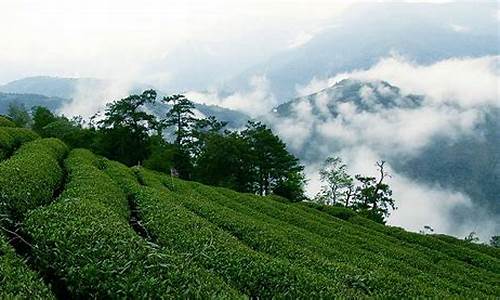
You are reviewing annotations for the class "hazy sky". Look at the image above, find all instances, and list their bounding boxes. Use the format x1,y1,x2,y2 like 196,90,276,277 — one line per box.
0,0,356,85
1,0,470,86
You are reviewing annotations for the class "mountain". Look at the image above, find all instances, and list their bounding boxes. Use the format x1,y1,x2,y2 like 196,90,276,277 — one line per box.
225,2,499,102
0,92,67,114
0,76,106,99
275,79,423,117
269,78,500,234
0,76,250,128
1,129,499,298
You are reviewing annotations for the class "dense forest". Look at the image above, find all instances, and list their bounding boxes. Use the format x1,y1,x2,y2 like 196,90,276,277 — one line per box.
4,90,405,223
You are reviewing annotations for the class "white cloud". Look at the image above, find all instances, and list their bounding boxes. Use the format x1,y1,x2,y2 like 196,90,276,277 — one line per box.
300,55,500,109
0,0,352,85
272,55,500,239
185,75,277,117
59,79,135,118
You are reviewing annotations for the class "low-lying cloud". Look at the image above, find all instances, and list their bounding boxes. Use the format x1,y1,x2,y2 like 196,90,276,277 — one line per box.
59,79,135,118
185,75,277,117
271,55,500,240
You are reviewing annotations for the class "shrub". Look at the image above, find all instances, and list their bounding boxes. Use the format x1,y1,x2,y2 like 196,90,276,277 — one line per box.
131,186,351,298
0,233,54,299
23,149,240,299
0,116,16,127
216,187,499,296
2,128,40,146
0,138,67,220
298,202,357,220
138,170,450,297
141,170,499,297
433,233,500,260
0,127,39,160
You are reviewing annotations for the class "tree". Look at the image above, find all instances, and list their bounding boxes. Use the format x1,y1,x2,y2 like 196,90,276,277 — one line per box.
464,231,480,243
194,131,254,192
273,172,306,202
490,236,500,248
42,117,96,149
96,90,159,166
190,116,228,158
241,121,305,198
314,156,354,206
32,106,57,134
162,94,196,146
143,135,175,174
352,161,396,222
7,103,31,127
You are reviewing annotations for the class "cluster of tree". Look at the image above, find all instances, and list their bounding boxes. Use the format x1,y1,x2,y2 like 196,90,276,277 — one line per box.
314,156,396,223
5,91,306,201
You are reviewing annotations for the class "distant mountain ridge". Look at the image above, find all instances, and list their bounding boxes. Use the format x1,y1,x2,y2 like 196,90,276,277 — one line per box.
270,78,500,232
224,2,499,102
274,79,423,117
0,76,250,128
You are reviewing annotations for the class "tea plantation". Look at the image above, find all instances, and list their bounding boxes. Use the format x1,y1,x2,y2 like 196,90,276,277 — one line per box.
0,126,499,298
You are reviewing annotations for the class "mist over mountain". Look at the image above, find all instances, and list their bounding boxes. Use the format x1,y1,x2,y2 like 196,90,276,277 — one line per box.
0,76,250,128
224,2,499,102
267,77,499,239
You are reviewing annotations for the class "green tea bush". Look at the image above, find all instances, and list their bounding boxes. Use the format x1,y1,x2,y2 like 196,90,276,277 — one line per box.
298,202,357,220
0,233,54,299
215,187,499,295
203,185,495,297
0,116,16,127
433,233,500,260
0,127,39,160
2,127,40,146
138,170,454,298
107,165,358,297
0,129,15,160
349,215,500,275
142,170,500,297
0,138,67,220
131,186,356,298
23,149,240,299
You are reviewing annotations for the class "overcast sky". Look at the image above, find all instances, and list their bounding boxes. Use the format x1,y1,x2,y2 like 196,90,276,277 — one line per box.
0,0,357,85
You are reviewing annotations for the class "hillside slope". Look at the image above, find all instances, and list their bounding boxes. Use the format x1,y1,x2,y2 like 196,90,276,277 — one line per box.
0,127,499,298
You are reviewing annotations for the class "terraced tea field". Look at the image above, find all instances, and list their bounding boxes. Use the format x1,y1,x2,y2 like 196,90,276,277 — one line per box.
1,126,499,298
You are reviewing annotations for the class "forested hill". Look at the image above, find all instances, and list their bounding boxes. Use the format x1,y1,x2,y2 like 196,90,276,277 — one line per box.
0,125,499,298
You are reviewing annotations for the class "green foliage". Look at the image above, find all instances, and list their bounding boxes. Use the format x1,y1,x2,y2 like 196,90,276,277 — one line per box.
96,90,159,166
7,103,32,128
23,149,240,299
433,234,500,260
194,131,254,191
241,121,305,198
315,157,396,223
162,94,196,145
31,106,58,134
138,171,500,297
0,127,40,160
0,115,16,127
0,233,54,299
143,135,175,173
299,202,357,220
126,186,346,298
315,156,354,206
0,138,67,220
350,216,500,274
0,142,499,298
42,118,96,149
